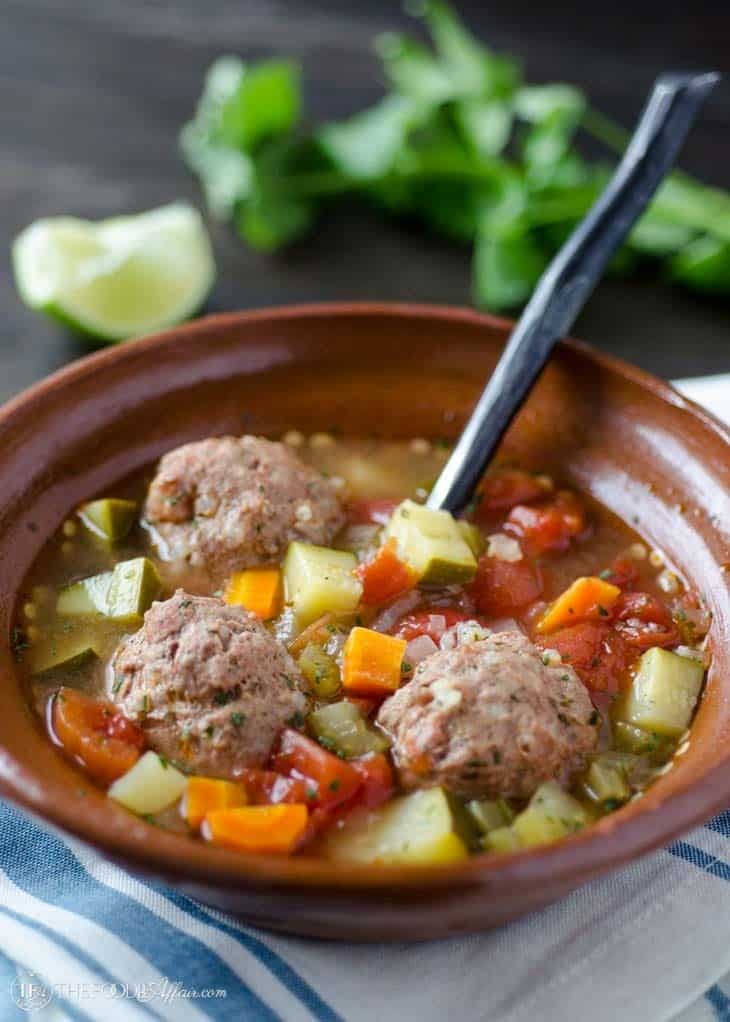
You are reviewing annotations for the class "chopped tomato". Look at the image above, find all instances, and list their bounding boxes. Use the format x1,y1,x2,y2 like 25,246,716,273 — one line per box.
271,729,361,809
602,555,640,590
356,539,417,606
346,499,400,526
505,492,588,555
393,607,474,642
50,687,145,785
476,469,550,516
237,768,316,806
468,555,543,617
613,591,679,650
351,753,395,809
537,621,630,694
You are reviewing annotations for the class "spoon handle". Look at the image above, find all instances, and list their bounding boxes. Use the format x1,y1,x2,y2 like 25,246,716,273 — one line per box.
427,71,719,515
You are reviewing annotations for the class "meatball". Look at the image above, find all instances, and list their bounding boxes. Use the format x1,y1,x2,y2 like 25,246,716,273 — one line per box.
145,435,345,585
110,590,308,778
377,631,598,799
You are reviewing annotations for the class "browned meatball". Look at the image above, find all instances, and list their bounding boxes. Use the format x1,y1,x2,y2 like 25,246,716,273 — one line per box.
145,435,345,586
111,590,308,778
377,631,598,799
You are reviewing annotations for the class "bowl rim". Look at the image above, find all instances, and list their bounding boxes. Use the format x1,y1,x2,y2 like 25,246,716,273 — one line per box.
2,299,730,893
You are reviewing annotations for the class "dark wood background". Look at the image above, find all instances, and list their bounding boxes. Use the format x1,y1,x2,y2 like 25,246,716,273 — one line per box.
2,0,728,403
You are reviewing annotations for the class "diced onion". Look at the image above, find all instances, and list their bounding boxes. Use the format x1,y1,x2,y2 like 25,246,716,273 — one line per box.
427,614,447,640
405,635,438,666
486,533,523,562
371,591,421,633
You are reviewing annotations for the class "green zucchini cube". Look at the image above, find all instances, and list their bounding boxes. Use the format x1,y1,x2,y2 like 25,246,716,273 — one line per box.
385,500,477,586
623,647,704,737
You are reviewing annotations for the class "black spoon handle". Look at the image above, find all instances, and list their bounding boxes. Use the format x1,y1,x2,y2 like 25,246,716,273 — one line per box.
427,71,719,515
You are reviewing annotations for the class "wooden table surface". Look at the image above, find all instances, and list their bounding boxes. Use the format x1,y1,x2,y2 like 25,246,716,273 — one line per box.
1,0,728,403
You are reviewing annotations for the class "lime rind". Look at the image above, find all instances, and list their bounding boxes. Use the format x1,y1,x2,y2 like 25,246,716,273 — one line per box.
12,202,216,343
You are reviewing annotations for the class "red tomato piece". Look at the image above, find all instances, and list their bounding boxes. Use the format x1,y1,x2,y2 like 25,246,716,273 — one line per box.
393,607,474,642
505,493,588,555
476,469,549,516
346,499,400,526
271,729,361,809
602,555,640,590
351,753,395,809
237,768,315,806
468,555,543,617
356,539,417,606
51,688,145,785
538,621,631,694
613,591,679,650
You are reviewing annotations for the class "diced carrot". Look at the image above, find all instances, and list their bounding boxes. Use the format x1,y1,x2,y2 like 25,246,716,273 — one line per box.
342,626,407,696
356,539,417,607
271,729,361,809
224,568,282,620
182,777,247,830
51,688,144,785
537,576,621,634
203,804,308,854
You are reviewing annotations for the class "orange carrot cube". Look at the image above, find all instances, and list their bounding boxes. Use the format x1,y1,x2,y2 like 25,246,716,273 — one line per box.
225,568,282,620
342,626,407,696
203,804,309,854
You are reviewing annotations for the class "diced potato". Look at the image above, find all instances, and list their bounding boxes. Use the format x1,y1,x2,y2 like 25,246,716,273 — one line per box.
108,751,187,815
78,498,137,543
466,798,513,835
483,826,522,853
457,520,486,558
283,542,362,626
298,643,341,698
105,557,161,625
385,500,477,586
308,700,390,758
622,646,704,737
321,787,468,865
512,781,591,848
28,634,100,675
612,721,673,763
56,571,112,617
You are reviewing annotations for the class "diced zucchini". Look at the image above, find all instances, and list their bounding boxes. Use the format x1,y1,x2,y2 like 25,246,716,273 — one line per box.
283,542,362,626
298,643,341,698
483,825,522,853
613,721,674,764
56,571,112,617
622,647,704,737
78,498,138,543
466,798,514,835
321,787,468,865
581,759,631,809
28,634,99,675
512,782,591,848
104,557,161,625
308,700,389,758
108,751,186,814
384,500,477,586
457,520,486,558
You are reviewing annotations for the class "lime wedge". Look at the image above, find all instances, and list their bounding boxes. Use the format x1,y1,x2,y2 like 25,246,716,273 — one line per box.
12,202,216,343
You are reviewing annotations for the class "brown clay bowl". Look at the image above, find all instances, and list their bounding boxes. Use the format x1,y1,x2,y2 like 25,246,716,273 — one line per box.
0,303,729,941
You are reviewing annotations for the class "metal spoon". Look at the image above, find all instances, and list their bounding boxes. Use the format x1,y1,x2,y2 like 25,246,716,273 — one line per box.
427,71,720,515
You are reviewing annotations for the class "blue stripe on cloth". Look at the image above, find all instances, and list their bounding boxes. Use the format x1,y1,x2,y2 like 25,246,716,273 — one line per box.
0,803,279,1022
706,984,730,1021
0,906,103,1022
146,883,342,1022
668,839,730,882
706,813,730,840
0,947,27,1022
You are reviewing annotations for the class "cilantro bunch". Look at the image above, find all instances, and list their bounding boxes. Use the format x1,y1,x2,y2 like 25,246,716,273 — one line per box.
181,1,730,312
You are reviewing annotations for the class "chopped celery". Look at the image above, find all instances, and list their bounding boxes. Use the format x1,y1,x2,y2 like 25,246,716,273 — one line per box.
622,646,704,737
56,571,112,617
457,520,486,558
283,542,362,625
308,700,389,758
384,499,476,586
613,721,674,764
581,759,631,808
104,557,161,625
512,781,591,848
108,751,186,814
466,798,514,835
28,634,99,675
321,787,468,864
483,825,522,853
298,643,341,698
78,498,138,543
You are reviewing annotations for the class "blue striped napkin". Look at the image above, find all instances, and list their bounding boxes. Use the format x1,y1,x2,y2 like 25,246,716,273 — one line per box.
1,373,728,1022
